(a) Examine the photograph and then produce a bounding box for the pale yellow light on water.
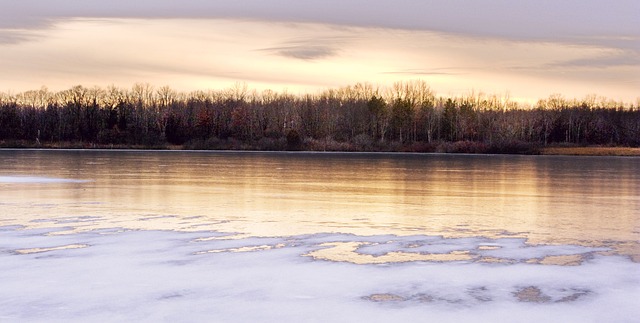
[1,151,638,262]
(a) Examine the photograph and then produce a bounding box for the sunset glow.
[1,1,638,103]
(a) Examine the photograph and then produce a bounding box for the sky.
[0,0,638,103]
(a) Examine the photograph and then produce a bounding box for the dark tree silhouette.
[1,82,638,152]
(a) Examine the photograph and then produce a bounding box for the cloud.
[1,3,638,101]
[554,51,640,69]
[264,45,337,60]
[3,0,638,45]
[257,35,350,60]
[507,48,640,71]
[0,30,40,44]
[546,36,640,69]
[382,68,466,76]
[258,38,343,61]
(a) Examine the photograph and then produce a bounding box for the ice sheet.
[1,226,638,322]
[0,176,90,183]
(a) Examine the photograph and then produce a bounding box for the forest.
[1,81,638,154]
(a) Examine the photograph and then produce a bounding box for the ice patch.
[478,241,608,260]
[15,244,89,254]
[0,176,90,184]
[1,227,638,322]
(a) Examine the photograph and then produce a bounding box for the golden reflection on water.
[0,150,638,261]
[305,242,475,264]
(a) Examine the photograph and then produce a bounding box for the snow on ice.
[1,225,638,322]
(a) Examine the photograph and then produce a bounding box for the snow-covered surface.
[1,225,638,323]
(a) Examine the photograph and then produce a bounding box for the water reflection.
[0,150,638,259]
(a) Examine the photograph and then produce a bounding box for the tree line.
[1,81,638,153]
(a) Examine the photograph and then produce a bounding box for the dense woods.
[1,81,638,153]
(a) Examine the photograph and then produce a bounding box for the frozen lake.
[1,150,639,322]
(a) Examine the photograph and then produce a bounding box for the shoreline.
[539,146,640,156]
[1,141,639,157]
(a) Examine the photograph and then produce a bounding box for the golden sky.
[1,1,638,103]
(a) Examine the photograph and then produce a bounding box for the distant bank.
[539,146,640,156]
[1,141,639,157]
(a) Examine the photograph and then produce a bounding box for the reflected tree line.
[1,81,638,153]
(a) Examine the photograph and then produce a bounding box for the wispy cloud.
[507,48,640,71]
[556,53,640,69]
[0,30,40,44]
[382,68,466,76]
[258,36,349,61]
[4,0,638,45]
